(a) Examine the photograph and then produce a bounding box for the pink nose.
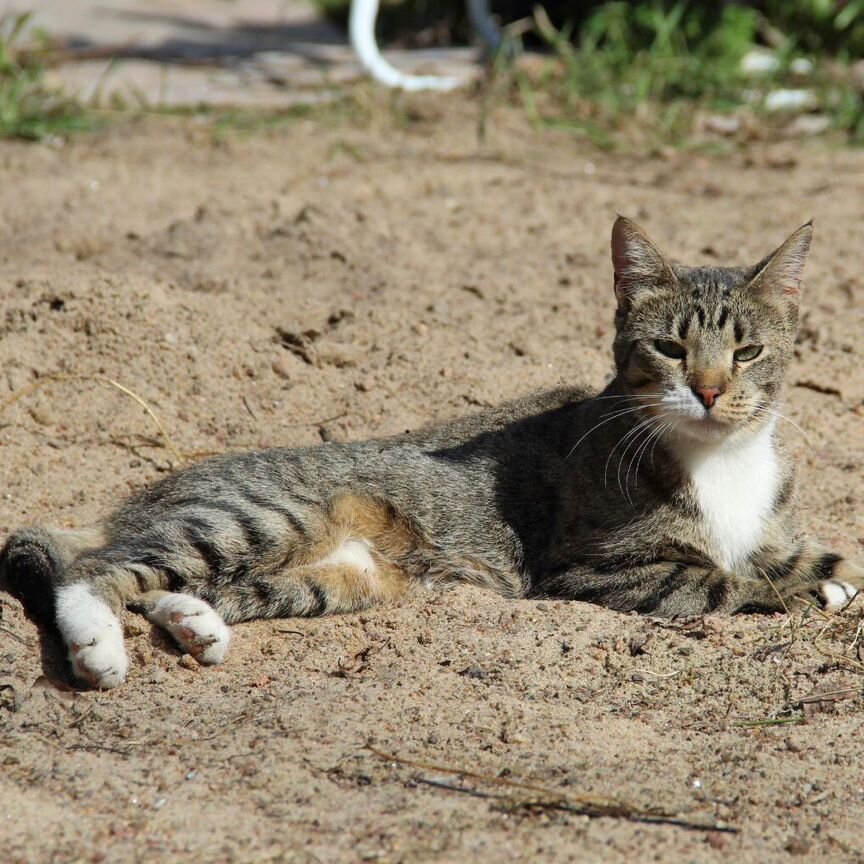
[694,386,721,409]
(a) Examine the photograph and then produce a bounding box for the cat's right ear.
[611,216,671,309]
[748,221,813,305]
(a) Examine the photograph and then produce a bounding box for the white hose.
[349,0,465,91]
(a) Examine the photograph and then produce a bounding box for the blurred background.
[1,0,863,145]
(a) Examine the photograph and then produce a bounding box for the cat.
[2,217,861,689]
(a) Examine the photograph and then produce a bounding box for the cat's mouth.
[682,413,734,436]
[672,408,768,445]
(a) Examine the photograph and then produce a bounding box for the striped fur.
[2,217,862,687]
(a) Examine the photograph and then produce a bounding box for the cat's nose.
[693,386,722,409]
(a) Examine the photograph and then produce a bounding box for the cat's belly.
[684,424,780,571]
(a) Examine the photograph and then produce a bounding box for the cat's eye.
[653,339,687,360]
[733,345,763,362]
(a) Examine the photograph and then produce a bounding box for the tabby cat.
[2,217,861,689]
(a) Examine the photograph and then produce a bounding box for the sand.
[1,100,864,862]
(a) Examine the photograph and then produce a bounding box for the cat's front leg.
[748,542,863,613]
[540,545,864,617]
[540,561,746,616]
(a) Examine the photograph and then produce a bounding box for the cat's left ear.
[749,221,813,303]
[610,216,673,309]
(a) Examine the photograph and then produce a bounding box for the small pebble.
[271,358,292,380]
[706,832,726,850]
[785,838,810,856]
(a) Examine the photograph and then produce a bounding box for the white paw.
[820,580,859,612]
[55,583,128,689]
[147,594,231,665]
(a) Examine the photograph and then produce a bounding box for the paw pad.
[149,594,232,665]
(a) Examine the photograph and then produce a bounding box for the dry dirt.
[1,100,864,863]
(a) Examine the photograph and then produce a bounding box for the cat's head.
[610,216,811,443]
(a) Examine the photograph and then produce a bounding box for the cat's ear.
[611,216,672,309]
[749,221,813,303]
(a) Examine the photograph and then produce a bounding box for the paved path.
[8,0,478,106]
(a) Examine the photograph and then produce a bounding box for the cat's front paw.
[820,559,864,612]
[148,594,232,665]
[55,584,128,689]
[820,580,859,612]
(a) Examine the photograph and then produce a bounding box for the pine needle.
[0,372,184,466]
[365,743,738,833]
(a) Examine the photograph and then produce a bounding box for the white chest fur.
[679,421,779,571]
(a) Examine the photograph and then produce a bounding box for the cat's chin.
[670,412,772,449]
[671,415,739,445]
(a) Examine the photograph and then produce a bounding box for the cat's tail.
[0,525,108,625]
[1,524,151,688]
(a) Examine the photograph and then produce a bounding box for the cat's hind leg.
[55,580,128,689]
[206,554,413,623]
[203,493,422,623]
[136,590,232,664]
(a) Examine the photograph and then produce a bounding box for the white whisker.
[604,416,656,489]
[631,415,676,494]
[565,402,664,461]
[755,403,819,456]
[618,412,669,507]
[591,394,662,401]
[649,418,679,471]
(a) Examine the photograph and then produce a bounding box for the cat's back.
[404,385,595,454]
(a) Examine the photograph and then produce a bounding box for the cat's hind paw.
[55,583,129,689]
[147,593,232,665]
[819,580,859,613]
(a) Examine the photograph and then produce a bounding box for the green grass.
[0,12,91,140]
[495,0,864,148]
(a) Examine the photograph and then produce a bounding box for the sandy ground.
[1,101,864,863]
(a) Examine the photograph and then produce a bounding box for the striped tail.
[0,526,104,625]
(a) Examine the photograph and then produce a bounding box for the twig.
[756,566,791,619]
[635,669,681,679]
[0,624,30,645]
[848,620,864,655]
[732,716,805,728]
[794,686,861,706]
[68,703,96,729]
[814,648,864,674]
[794,380,843,398]
[64,741,135,756]
[283,411,347,429]
[241,395,258,421]
[415,777,499,800]
[0,373,184,466]
[791,594,831,621]
[365,744,738,833]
